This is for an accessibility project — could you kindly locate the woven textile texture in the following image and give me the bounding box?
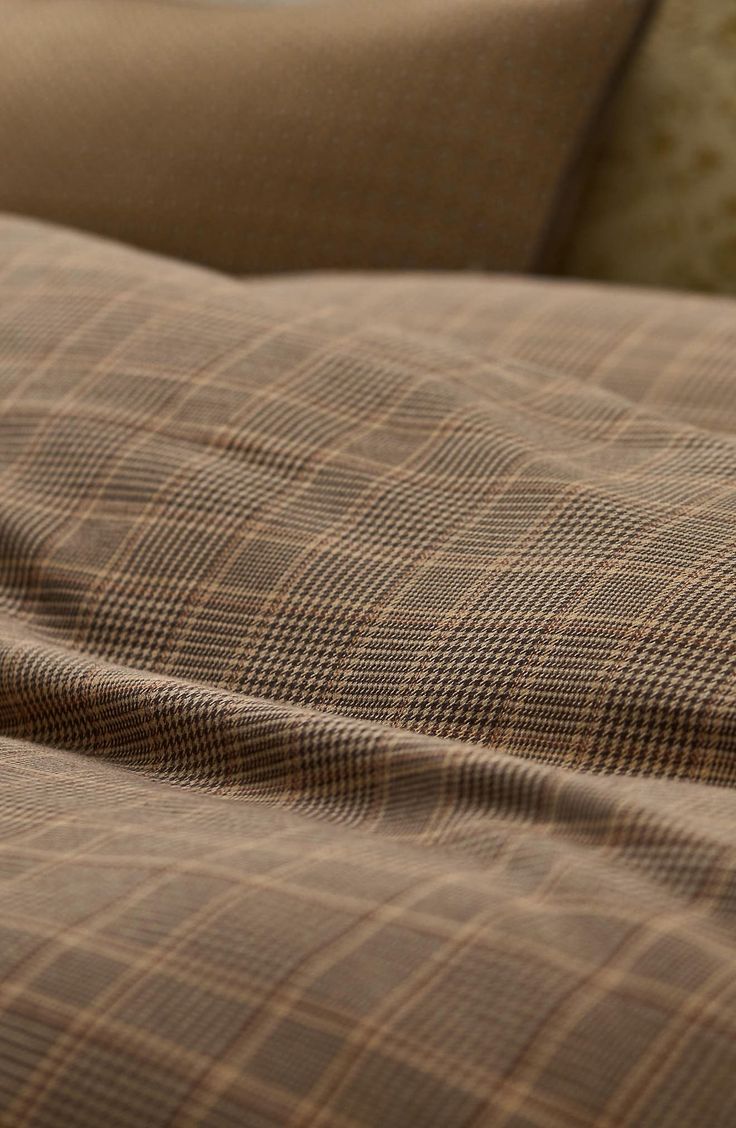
[0,0,656,274]
[1,215,736,1125]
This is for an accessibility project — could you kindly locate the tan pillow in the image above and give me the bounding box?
[564,0,736,295]
[0,0,655,274]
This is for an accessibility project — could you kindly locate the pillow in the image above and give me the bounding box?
[0,0,657,274]
[563,0,736,294]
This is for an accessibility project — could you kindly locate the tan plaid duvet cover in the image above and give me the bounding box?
[0,215,735,1125]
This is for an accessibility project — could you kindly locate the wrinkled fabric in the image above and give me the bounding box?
[0,216,735,1126]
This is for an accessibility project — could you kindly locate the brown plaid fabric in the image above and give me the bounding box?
[1,215,736,1124]
[0,0,656,274]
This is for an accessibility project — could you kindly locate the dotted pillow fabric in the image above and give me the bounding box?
[564,0,736,295]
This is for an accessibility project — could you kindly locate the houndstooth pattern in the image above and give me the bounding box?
[0,216,735,1125]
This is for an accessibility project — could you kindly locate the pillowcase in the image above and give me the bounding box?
[563,0,736,294]
[0,0,656,274]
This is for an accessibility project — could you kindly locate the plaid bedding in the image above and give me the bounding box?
[0,216,735,1125]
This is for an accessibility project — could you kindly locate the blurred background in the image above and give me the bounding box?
[189,0,736,296]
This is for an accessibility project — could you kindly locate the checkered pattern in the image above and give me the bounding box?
[1,215,736,1124]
